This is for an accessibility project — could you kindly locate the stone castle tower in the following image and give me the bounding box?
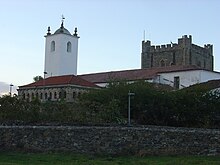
[141,35,213,71]
[44,20,79,78]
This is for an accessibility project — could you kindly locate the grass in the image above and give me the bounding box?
[0,152,220,165]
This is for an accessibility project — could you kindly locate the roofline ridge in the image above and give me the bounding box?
[69,75,76,83]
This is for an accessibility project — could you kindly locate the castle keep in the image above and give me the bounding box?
[141,35,213,71]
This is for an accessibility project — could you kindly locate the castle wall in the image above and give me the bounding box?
[0,125,219,156]
[141,35,213,71]
[190,44,213,70]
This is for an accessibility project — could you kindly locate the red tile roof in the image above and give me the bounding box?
[79,65,203,83]
[19,75,98,88]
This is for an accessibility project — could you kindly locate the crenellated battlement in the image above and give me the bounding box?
[142,35,212,53]
[204,44,213,50]
[141,35,213,71]
[142,40,179,52]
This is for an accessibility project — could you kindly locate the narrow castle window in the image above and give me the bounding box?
[51,41,55,52]
[67,41,71,52]
[160,60,165,67]
[189,50,192,65]
[172,52,176,65]
[151,54,153,67]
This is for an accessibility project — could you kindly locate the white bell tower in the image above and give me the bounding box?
[44,19,79,78]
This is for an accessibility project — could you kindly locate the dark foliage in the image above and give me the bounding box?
[79,81,220,128]
[0,81,220,128]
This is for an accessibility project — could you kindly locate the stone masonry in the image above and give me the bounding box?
[141,35,213,71]
[0,125,219,156]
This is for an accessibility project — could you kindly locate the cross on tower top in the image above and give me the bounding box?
[60,15,65,28]
[61,15,65,23]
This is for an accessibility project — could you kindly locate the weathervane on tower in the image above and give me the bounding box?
[61,15,65,28]
[62,15,65,23]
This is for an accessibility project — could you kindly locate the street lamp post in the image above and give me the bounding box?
[128,90,135,126]
[9,84,14,97]
[43,71,47,80]
[43,72,47,101]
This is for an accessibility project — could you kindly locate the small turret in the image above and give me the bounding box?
[47,26,51,35]
[74,27,78,37]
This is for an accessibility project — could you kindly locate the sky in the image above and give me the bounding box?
[0,0,220,95]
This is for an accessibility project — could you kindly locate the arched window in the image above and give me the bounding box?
[49,92,52,99]
[78,92,81,97]
[51,41,55,52]
[54,92,57,99]
[160,60,165,67]
[45,93,48,100]
[67,41,71,52]
[73,92,76,98]
[32,93,34,99]
[63,91,67,98]
[27,93,30,102]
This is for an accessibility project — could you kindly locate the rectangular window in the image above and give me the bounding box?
[174,76,180,89]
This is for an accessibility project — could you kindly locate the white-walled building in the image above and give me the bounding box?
[80,65,220,89]
[44,21,79,78]
[157,69,220,89]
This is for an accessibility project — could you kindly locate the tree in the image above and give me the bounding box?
[33,76,43,82]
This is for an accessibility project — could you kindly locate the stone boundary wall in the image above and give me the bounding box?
[0,125,219,156]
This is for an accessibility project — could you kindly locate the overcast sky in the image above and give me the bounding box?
[0,0,220,95]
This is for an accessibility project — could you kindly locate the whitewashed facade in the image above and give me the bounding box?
[44,23,79,78]
[156,70,220,89]
[80,66,220,90]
